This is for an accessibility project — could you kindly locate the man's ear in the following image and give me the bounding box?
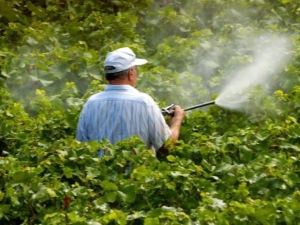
[128,67,134,81]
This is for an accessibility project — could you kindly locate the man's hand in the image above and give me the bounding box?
[170,105,185,125]
[169,105,185,144]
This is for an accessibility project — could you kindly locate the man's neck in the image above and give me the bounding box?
[109,79,134,87]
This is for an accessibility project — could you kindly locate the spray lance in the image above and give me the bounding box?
[161,100,215,116]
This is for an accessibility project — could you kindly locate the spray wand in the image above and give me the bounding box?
[161,100,215,116]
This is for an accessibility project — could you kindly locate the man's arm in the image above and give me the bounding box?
[158,105,185,155]
[76,104,89,142]
[168,105,185,143]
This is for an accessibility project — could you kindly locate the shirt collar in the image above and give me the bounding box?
[105,85,139,93]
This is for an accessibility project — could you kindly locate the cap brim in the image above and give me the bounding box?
[135,58,148,65]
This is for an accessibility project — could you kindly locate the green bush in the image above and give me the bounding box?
[1,0,300,224]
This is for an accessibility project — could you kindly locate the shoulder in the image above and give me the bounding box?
[136,92,158,106]
[86,92,104,102]
[136,91,153,100]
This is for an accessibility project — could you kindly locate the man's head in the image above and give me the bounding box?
[104,47,147,86]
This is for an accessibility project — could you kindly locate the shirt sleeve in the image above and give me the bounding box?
[147,99,171,150]
[76,103,89,142]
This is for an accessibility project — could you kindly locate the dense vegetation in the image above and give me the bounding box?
[1,0,300,224]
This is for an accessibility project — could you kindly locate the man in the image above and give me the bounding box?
[76,47,185,156]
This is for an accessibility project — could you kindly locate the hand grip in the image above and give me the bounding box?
[161,104,175,116]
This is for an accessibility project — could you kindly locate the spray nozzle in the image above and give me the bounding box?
[161,101,215,116]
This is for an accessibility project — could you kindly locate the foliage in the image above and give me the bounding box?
[1,0,300,224]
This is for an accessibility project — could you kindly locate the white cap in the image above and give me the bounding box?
[104,47,148,73]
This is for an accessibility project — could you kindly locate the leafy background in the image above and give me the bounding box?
[1,0,300,224]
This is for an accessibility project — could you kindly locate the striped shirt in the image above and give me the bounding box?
[76,85,171,155]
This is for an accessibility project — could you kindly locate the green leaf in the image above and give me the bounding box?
[0,191,4,201]
[101,210,127,224]
[216,163,234,173]
[0,1,18,21]
[67,21,82,34]
[280,143,300,152]
[50,95,64,110]
[49,63,70,80]
[101,180,118,191]
[46,188,57,198]
[87,65,101,80]
[166,155,177,162]
[166,181,176,190]
[83,52,93,60]
[104,191,117,203]
[30,75,54,86]
[117,184,138,203]
[26,1,46,18]
[32,185,48,201]
[11,171,37,183]
[283,172,300,187]
[67,212,87,223]
[63,167,73,178]
[27,37,38,46]
[5,110,13,117]
[18,45,31,55]
[0,204,10,217]
[144,217,160,225]
[170,171,189,177]
[86,167,101,179]
[211,198,227,210]
[147,208,162,217]
[239,145,253,162]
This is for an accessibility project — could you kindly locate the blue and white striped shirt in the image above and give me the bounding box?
[76,85,171,155]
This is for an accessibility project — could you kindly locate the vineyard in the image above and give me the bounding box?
[1,0,300,224]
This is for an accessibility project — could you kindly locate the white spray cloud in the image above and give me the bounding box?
[215,34,292,111]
